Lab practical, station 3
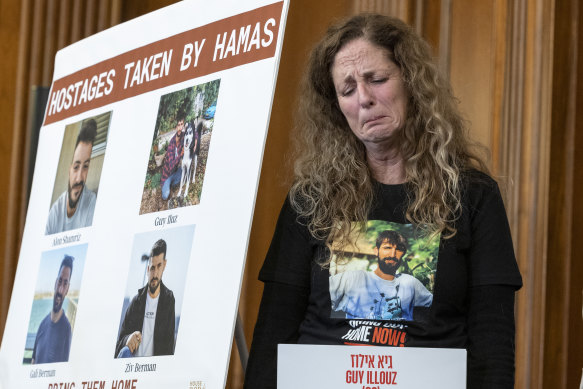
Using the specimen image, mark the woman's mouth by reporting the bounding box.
[363,115,385,126]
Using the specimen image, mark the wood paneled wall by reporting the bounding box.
[0,0,124,340]
[233,2,353,387]
[0,0,185,373]
[0,0,176,343]
[431,0,582,388]
[546,1,582,388]
[0,0,21,356]
[1,1,581,388]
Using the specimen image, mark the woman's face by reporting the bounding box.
[331,38,408,151]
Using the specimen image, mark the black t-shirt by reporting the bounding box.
[247,170,522,388]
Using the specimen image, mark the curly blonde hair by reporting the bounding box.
[289,14,487,250]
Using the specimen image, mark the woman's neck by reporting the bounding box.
[366,149,406,185]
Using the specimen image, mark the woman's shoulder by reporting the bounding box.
[459,168,508,217]
[460,168,500,194]
[461,168,497,185]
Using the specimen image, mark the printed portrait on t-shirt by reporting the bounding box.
[139,79,221,214]
[23,244,88,365]
[114,225,195,359]
[45,111,111,235]
[329,221,439,322]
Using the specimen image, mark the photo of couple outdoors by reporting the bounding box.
[329,221,438,321]
[140,79,220,214]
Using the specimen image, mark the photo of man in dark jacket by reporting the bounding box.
[115,239,175,358]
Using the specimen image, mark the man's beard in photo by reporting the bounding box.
[149,278,160,294]
[52,292,64,313]
[68,180,84,209]
[377,256,400,276]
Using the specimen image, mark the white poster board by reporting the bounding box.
[278,344,466,389]
[0,1,289,388]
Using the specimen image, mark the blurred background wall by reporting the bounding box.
[0,0,581,388]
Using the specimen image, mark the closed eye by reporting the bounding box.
[340,87,355,97]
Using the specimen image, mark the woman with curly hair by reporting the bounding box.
[245,14,522,389]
